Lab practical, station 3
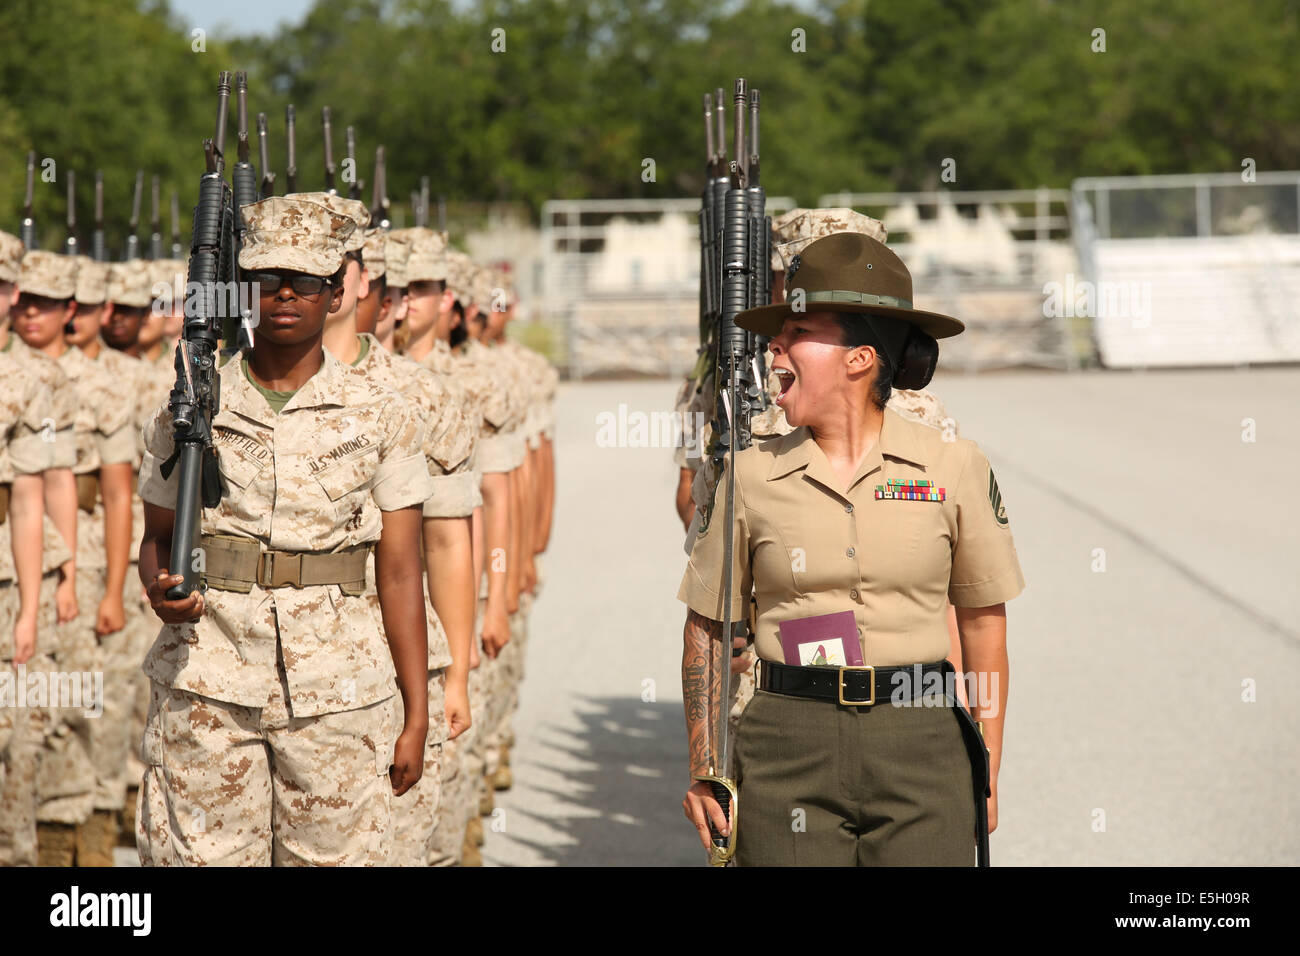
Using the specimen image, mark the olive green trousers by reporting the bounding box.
[735,687,977,866]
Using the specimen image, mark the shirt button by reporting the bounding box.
[850,589,859,600]
[845,503,854,514]
[846,547,855,557]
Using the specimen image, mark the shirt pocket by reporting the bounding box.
[216,444,268,491]
[314,448,380,516]
[863,495,952,594]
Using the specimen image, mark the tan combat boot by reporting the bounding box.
[460,833,483,867]
[466,815,485,848]
[478,785,494,817]
[118,786,139,848]
[76,809,117,867]
[37,822,78,867]
[490,746,513,791]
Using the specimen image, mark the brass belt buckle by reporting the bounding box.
[837,665,875,706]
[258,551,302,589]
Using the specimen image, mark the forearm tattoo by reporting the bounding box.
[683,608,724,778]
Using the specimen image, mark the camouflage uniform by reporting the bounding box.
[2,252,101,864]
[412,335,491,866]
[135,197,436,866]
[358,226,480,867]
[0,330,61,866]
[55,259,150,861]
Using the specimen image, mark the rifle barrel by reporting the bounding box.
[322,106,336,193]
[235,71,250,163]
[286,104,297,192]
[64,170,77,255]
[213,71,231,169]
[21,152,36,249]
[731,79,747,188]
[703,93,715,167]
[346,126,360,199]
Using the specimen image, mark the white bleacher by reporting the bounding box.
[1091,235,1300,367]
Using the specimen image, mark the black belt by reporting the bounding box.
[758,659,948,707]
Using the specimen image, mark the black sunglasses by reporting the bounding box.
[246,271,332,298]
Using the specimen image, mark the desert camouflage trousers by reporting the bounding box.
[137,669,397,867]
[389,667,446,866]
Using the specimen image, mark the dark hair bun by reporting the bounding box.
[892,326,938,389]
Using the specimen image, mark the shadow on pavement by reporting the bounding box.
[486,695,705,866]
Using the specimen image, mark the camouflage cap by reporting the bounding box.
[405,228,449,283]
[239,196,351,276]
[106,258,155,308]
[362,228,387,279]
[286,192,370,253]
[149,258,189,305]
[73,255,110,304]
[444,250,474,303]
[383,228,417,288]
[0,229,24,283]
[471,264,495,309]
[18,250,78,300]
[771,207,888,271]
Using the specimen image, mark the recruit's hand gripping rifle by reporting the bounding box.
[162,71,237,601]
[693,78,769,867]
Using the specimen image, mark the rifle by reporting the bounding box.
[163,70,236,601]
[321,106,336,194]
[21,151,37,249]
[93,171,106,262]
[64,169,78,256]
[170,190,183,258]
[126,169,144,259]
[346,125,361,200]
[150,175,163,260]
[420,176,430,228]
[257,112,275,198]
[226,71,259,349]
[693,77,768,868]
[369,145,389,228]
[285,104,297,193]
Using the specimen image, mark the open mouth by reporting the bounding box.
[772,367,796,401]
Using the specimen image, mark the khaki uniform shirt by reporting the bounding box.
[139,347,434,717]
[678,409,1025,667]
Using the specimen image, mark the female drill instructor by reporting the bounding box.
[136,196,435,866]
[679,231,1024,866]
